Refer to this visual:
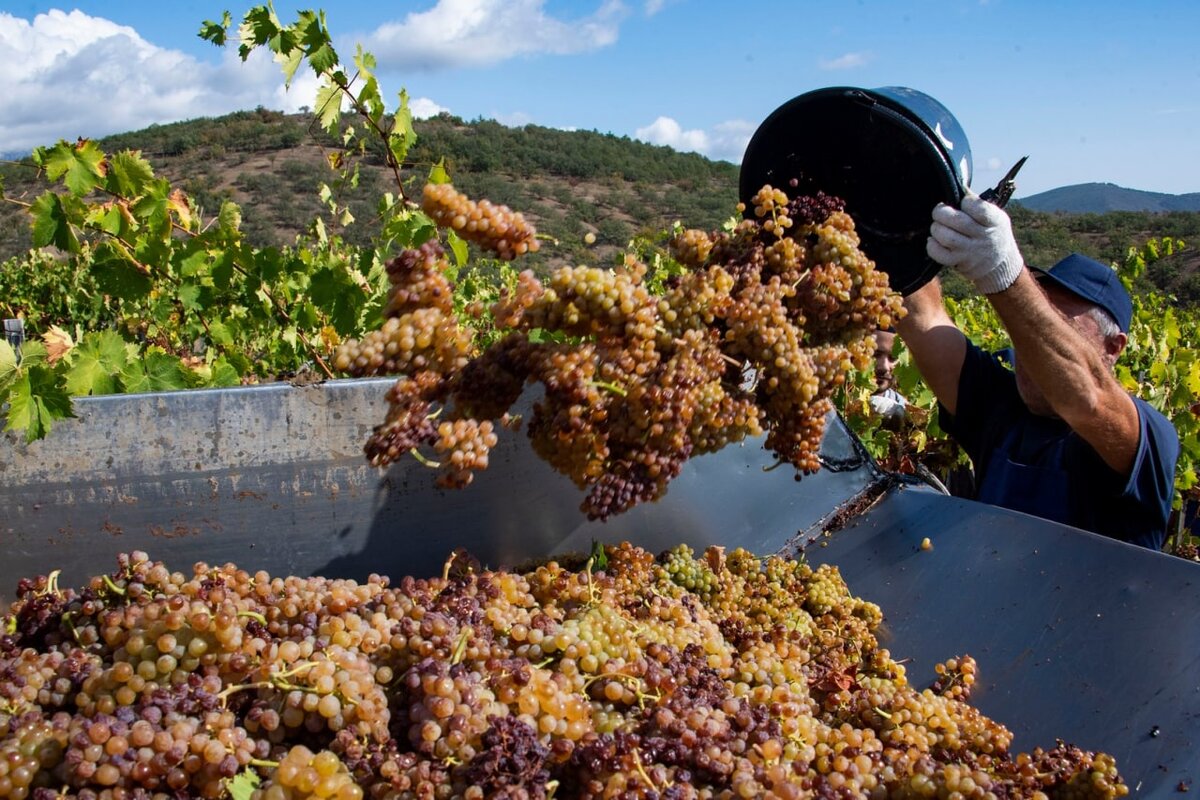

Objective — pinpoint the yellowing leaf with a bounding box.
[42,325,74,364]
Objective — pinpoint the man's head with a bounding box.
[1031,253,1132,336]
[873,328,898,391]
[1015,254,1131,414]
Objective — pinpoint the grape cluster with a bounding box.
[421,184,540,261]
[342,182,905,518]
[0,547,1129,799]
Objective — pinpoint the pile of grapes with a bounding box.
[333,183,904,519]
[1,547,1127,799]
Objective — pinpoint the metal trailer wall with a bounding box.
[1,379,1197,794]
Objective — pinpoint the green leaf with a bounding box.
[207,356,242,388]
[314,77,343,134]
[1187,360,1200,396]
[120,351,190,394]
[176,282,203,312]
[30,192,81,253]
[178,249,210,278]
[357,75,384,122]
[3,365,74,442]
[225,769,261,800]
[64,331,128,396]
[0,340,18,395]
[388,90,416,165]
[298,10,337,74]
[309,267,362,333]
[92,246,153,300]
[38,139,107,196]
[218,201,243,236]
[588,539,608,571]
[206,321,235,348]
[197,12,231,47]
[106,151,155,197]
[447,230,469,269]
[131,178,173,241]
[427,158,451,185]
[238,5,279,58]
[17,341,48,370]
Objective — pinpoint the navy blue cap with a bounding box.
[1031,253,1132,334]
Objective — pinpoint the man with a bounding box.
[868,327,907,422]
[895,192,1179,549]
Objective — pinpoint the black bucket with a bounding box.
[739,86,973,295]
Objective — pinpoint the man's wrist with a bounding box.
[974,261,1024,295]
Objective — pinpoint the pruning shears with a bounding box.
[978,155,1029,208]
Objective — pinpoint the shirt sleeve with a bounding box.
[1118,400,1180,550]
[938,343,1022,464]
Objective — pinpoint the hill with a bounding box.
[1016,182,1200,213]
[0,108,739,274]
[2,110,1200,300]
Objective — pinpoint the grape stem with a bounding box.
[587,380,627,398]
[410,448,442,469]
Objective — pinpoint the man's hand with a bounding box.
[927,193,1024,295]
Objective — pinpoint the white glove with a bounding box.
[869,391,906,420]
[926,192,1024,294]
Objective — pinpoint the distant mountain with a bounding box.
[1015,183,1200,213]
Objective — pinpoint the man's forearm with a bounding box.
[895,279,967,414]
[986,269,1138,472]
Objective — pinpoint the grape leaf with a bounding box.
[64,331,128,396]
[225,769,261,800]
[218,201,243,236]
[238,5,279,58]
[206,321,235,348]
[298,10,337,74]
[314,77,343,134]
[30,193,81,253]
[36,139,107,196]
[120,352,190,394]
[92,247,153,300]
[0,340,18,396]
[3,365,74,442]
[309,267,362,333]
[197,12,231,47]
[132,179,173,241]
[207,356,241,388]
[176,282,202,312]
[16,340,48,369]
[106,151,155,197]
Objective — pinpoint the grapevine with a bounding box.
[336,183,905,519]
[0,547,1128,798]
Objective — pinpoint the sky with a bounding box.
[1,0,1198,198]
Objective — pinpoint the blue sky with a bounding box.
[1,0,1198,197]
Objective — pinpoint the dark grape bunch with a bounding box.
[337,182,906,519]
[0,547,1129,799]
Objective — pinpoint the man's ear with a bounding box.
[1107,332,1128,365]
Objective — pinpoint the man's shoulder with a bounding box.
[1129,395,1181,451]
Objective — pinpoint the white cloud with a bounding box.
[361,0,627,71]
[409,97,451,119]
[635,116,708,153]
[708,120,757,163]
[644,0,669,15]
[0,10,313,154]
[818,51,871,70]
[986,157,1003,170]
[495,111,535,127]
[634,116,755,163]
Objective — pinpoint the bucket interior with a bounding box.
[739,88,966,294]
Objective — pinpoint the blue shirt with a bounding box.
[940,343,1180,550]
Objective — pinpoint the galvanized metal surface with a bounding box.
[0,378,874,601]
[806,487,1200,796]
